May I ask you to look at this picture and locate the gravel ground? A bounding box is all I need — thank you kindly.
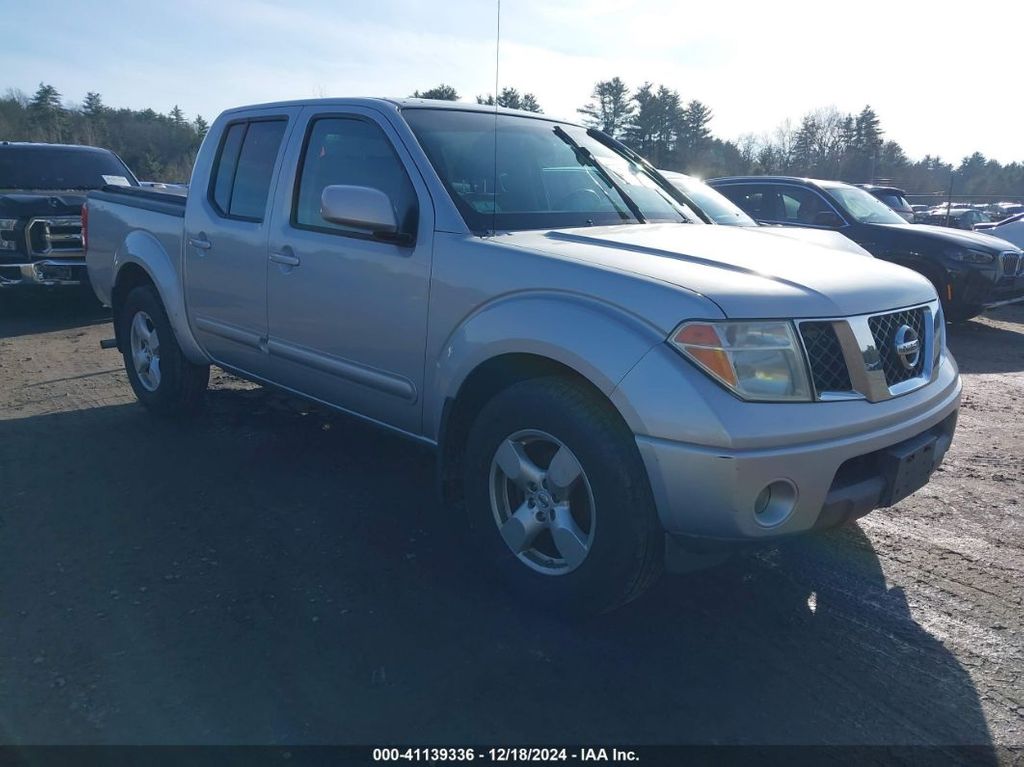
[0,292,1021,749]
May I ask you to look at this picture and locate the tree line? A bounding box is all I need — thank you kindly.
[1,84,207,182]
[418,80,1024,197]
[3,80,1021,197]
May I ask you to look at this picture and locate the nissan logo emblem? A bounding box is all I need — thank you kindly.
[894,324,921,370]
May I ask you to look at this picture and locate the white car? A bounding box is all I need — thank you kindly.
[975,212,1024,248]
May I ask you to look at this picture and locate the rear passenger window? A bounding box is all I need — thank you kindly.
[294,117,418,237]
[211,123,246,214]
[209,119,287,221]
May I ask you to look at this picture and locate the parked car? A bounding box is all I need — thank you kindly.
[911,204,930,223]
[660,170,870,256]
[857,184,915,222]
[922,207,992,230]
[709,176,1024,321]
[86,99,960,614]
[991,202,1024,221]
[0,141,138,289]
[975,212,1024,249]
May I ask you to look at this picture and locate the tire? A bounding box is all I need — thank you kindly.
[944,303,982,324]
[462,376,663,615]
[119,284,209,416]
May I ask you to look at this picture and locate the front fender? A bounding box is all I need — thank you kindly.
[425,290,667,441]
[114,230,209,365]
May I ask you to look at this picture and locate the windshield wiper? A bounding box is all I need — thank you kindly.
[552,126,645,224]
[585,129,704,224]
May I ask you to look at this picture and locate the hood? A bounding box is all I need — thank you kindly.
[874,222,1022,253]
[750,225,871,257]
[0,191,87,218]
[500,223,936,319]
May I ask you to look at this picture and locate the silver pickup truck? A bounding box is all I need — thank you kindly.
[85,99,961,614]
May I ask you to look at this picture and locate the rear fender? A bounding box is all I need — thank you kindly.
[113,231,208,365]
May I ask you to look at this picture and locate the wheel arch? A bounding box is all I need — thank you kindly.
[111,231,208,365]
[436,352,642,512]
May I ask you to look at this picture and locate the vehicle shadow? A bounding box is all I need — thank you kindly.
[946,305,1024,375]
[0,289,110,340]
[0,386,995,752]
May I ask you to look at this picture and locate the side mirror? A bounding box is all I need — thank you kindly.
[812,210,843,228]
[320,185,398,235]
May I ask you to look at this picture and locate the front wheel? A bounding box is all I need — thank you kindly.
[119,284,209,416]
[462,377,663,615]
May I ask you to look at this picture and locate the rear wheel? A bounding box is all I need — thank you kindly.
[119,284,209,415]
[462,377,663,615]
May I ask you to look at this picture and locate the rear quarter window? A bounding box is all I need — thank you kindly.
[208,119,288,222]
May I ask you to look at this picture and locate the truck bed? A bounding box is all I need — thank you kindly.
[85,185,187,307]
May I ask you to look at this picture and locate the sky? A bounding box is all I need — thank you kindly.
[4,0,1022,164]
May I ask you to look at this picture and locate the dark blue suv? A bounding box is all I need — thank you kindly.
[709,176,1024,321]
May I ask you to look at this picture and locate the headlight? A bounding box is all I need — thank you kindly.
[0,219,16,231]
[949,249,995,265]
[669,321,812,402]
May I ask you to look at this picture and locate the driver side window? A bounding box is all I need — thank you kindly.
[779,188,830,226]
[293,116,418,238]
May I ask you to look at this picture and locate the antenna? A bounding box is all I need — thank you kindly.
[491,0,501,237]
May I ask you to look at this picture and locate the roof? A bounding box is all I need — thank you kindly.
[707,175,858,190]
[219,96,572,124]
[857,183,908,195]
[0,141,115,153]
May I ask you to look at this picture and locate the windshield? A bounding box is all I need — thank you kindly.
[664,173,757,226]
[875,192,912,212]
[403,109,700,232]
[827,185,908,225]
[0,146,137,191]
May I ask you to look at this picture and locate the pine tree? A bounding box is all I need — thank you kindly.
[82,92,105,117]
[411,84,459,101]
[577,77,633,138]
[28,82,66,142]
[193,115,209,140]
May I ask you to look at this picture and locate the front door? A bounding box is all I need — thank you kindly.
[184,111,296,375]
[264,108,433,435]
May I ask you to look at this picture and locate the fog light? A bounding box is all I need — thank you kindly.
[753,480,797,527]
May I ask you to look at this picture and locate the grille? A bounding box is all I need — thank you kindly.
[26,216,83,258]
[1001,251,1020,276]
[799,321,853,394]
[868,308,926,386]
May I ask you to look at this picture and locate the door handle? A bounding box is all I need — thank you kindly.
[189,236,212,251]
[270,252,301,267]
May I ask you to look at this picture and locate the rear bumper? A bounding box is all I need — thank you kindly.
[632,358,961,544]
[0,260,87,287]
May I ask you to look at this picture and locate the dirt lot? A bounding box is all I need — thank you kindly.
[0,292,1022,748]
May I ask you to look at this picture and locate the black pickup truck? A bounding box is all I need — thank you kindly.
[0,142,138,289]
[709,176,1024,322]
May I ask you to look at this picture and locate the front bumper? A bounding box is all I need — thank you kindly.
[617,346,961,543]
[0,260,87,287]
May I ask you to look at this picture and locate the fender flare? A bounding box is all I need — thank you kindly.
[112,230,209,365]
[425,290,667,442]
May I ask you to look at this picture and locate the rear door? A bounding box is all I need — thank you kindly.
[263,106,434,434]
[184,109,298,375]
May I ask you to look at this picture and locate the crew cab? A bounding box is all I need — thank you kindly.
[710,176,1024,321]
[0,141,137,289]
[85,100,960,614]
